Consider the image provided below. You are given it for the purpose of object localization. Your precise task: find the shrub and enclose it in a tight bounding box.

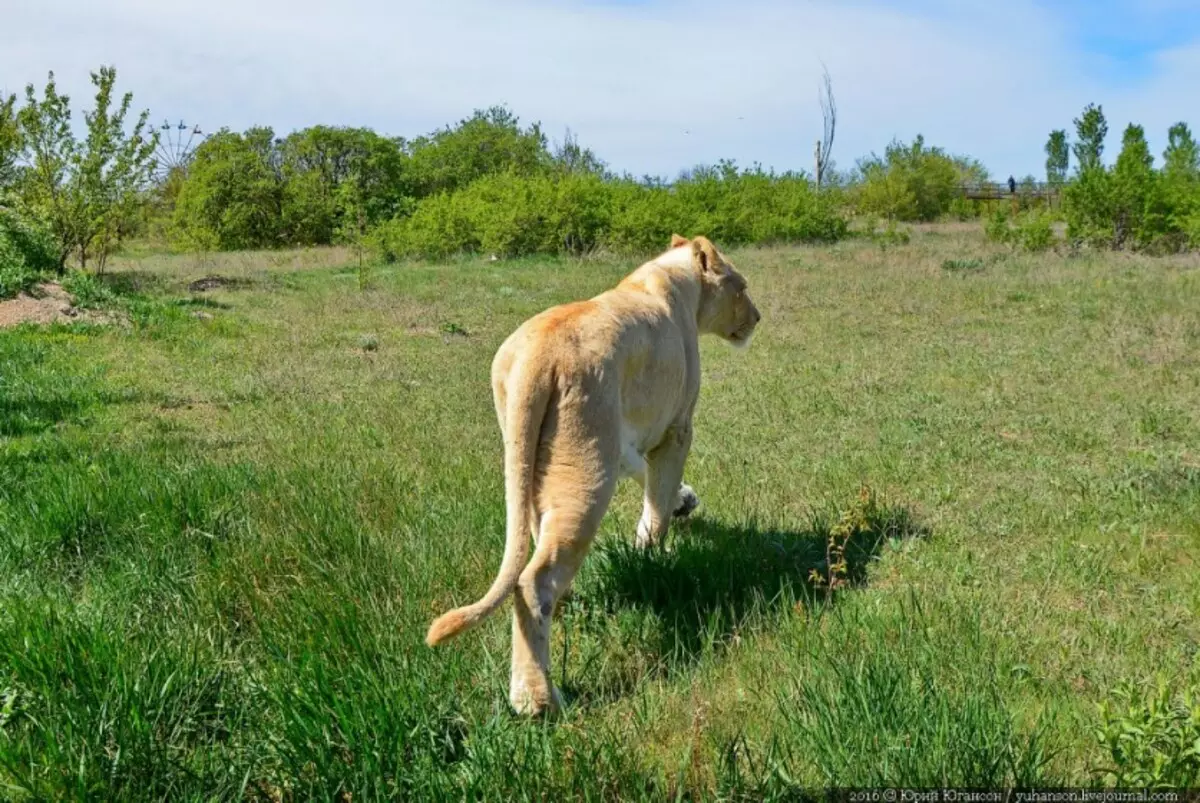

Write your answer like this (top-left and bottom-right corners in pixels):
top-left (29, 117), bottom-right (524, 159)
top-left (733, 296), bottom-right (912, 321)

top-left (372, 166), bottom-right (847, 261)
top-left (986, 209), bottom-right (1054, 252)
top-left (985, 209), bottom-right (1012, 245)
top-left (941, 258), bottom-right (984, 274)
top-left (605, 182), bottom-right (688, 255)
top-left (0, 201), bottom-right (57, 298)
top-left (1095, 679), bottom-right (1200, 787)
top-left (1015, 213), bottom-right (1054, 252)
top-left (549, 172), bottom-right (615, 255)
top-left (371, 191), bottom-right (475, 262)
top-left (853, 135), bottom-right (986, 222)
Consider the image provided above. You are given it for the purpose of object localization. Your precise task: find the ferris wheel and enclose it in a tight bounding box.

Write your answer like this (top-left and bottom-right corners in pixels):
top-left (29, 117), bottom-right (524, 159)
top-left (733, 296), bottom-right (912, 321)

top-left (153, 119), bottom-right (204, 182)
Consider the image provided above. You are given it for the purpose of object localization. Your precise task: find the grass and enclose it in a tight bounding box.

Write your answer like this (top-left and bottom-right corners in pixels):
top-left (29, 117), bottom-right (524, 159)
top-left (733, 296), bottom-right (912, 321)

top-left (1, 227), bottom-right (1199, 799)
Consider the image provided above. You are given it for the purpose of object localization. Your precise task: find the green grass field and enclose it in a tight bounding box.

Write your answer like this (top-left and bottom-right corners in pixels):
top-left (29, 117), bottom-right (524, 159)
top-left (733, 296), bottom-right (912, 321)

top-left (2, 228), bottom-right (1199, 799)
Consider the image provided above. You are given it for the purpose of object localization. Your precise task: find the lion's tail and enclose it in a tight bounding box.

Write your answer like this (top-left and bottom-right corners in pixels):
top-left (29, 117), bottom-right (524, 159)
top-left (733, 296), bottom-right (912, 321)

top-left (425, 363), bottom-right (551, 647)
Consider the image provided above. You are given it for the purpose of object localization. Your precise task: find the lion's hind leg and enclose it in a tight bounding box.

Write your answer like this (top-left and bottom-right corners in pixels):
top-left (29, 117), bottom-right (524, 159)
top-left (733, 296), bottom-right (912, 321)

top-left (510, 456), bottom-right (616, 715)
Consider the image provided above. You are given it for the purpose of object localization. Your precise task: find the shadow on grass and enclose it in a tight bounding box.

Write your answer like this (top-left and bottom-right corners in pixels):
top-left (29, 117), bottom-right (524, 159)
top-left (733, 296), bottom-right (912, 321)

top-left (172, 296), bottom-right (233, 310)
top-left (565, 492), bottom-right (928, 703)
top-left (92, 270), bottom-right (166, 296)
top-left (0, 386), bottom-right (146, 438)
top-left (0, 393), bottom-right (95, 437)
top-left (0, 334), bottom-right (149, 437)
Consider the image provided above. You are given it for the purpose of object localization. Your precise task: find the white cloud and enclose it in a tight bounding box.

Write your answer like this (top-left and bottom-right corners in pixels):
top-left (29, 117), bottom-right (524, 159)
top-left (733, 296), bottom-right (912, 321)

top-left (2, 0), bottom-right (1197, 178)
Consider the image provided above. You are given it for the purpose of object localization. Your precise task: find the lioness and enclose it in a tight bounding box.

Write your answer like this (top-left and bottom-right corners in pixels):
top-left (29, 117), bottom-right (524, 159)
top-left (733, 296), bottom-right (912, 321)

top-left (425, 234), bottom-right (760, 715)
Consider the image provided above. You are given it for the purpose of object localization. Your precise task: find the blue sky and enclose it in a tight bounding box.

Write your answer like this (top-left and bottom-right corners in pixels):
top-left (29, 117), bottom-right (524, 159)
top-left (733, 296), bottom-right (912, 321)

top-left (3, 0), bottom-right (1198, 180)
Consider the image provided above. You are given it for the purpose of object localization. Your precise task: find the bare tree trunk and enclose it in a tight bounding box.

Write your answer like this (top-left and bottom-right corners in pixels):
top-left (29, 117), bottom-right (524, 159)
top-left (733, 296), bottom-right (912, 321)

top-left (816, 65), bottom-right (836, 189)
top-left (815, 140), bottom-right (823, 190)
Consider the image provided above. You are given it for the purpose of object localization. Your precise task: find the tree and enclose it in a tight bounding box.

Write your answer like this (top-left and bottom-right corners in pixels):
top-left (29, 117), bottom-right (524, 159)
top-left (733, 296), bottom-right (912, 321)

top-left (1163, 122), bottom-right (1199, 180)
top-left (855, 135), bottom-right (960, 222)
top-left (1045, 129), bottom-right (1069, 186)
top-left (0, 93), bottom-right (20, 192)
top-left (815, 65), bottom-right (836, 190)
top-left (279, 126), bottom-right (411, 245)
top-left (405, 106), bottom-right (550, 197)
top-left (172, 128), bottom-right (284, 250)
top-left (18, 67), bottom-right (158, 272)
top-left (1072, 104), bottom-right (1107, 175)
top-left (1110, 124), bottom-right (1155, 248)
top-left (1064, 104), bottom-right (1114, 248)
top-left (1160, 122), bottom-right (1200, 246)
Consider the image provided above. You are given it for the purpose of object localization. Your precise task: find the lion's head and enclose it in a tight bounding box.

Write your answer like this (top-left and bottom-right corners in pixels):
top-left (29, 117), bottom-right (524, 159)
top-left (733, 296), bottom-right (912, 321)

top-left (671, 234), bottom-right (761, 348)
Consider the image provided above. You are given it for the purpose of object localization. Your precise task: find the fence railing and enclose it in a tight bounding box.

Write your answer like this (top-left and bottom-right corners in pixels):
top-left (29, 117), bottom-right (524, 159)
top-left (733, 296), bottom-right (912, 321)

top-left (957, 182), bottom-right (1062, 200)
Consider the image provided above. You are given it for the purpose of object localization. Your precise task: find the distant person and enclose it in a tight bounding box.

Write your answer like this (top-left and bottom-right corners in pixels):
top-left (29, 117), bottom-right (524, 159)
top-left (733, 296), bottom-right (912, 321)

top-left (1008, 176), bottom-right (1017, 194)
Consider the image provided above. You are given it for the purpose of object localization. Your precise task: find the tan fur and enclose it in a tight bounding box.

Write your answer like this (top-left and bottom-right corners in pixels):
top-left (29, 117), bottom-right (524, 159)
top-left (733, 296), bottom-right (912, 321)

top-left (425, 235), bottom-right (760, 715)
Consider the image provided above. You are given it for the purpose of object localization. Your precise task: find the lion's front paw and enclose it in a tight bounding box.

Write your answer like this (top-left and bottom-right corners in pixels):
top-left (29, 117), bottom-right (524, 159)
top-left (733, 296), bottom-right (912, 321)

top-left (673, 484), bottom-right (699, 518)
top-left (635, 515), bottom-right (654, 549)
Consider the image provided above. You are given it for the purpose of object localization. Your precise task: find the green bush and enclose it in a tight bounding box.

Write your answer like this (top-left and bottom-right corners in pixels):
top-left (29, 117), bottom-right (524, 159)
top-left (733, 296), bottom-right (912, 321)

top-left (1095, 679), bottom-right (1200, 787)
top-left (985, 209), bottom-right (1013, 245)
top-left (172, 128), bottom-right (285, 251)
top-left (1015, 213), bottom-right (1054, 252)
top-left (853, 136), bottom-right (987, 222)
top-left (986, 209), bottom-right (1055, 252)
top-left (371, 191), bottom-right (476, 263)
top-left (0, 201), bottom-right (57, 298)
top-left (373, 166), bottom-right (847, 261)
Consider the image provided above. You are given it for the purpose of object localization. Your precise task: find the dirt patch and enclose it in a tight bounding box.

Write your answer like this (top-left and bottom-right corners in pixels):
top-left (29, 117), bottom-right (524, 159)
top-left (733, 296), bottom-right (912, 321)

top-left (187, 275), bottom-right (251, 293)
top-left (0, 283), bottom-right (112, 329)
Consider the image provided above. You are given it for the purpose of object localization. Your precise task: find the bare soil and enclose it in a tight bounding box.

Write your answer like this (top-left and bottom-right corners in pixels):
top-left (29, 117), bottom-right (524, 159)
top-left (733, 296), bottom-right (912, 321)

top-left (0, 282), bottom-right (110, 328)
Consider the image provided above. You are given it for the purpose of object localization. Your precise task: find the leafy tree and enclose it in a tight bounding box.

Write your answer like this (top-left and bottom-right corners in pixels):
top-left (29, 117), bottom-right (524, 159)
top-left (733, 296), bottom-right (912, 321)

top-left (1064, 104), bottom-right (1113, 248)
top-left (172, 128), bottom-right (284, 250)
top-left (1063, 114), bottom-right (1199, 252)
top-left (1045, 129), bottom-right (1069, 186)
top-left (279, 126), bottom-right (411, 245)
top-left (1163, 122), bottom-right (1200, 179)
top-left (1110, 124), bottom-right (1156, 248)
top-left (1072, 104), bottom-right (1107, 175)
top-left (1160, 122), bottom-right (1200, 246)
top-left (17, 67), bottom-right (158, 272)
top-left (855, 135), bottom-right (961, 222)
top-left (406, 106), bottom-right (550, 196)
top-left (0, 93), bottom-right (20, 191)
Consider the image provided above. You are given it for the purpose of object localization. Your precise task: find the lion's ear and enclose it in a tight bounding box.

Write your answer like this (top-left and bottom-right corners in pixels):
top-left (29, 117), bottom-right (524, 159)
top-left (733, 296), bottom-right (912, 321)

top-left (691, 236), bottom-right (720, 274)
top-left (670, 233), bottom-right (689, 249)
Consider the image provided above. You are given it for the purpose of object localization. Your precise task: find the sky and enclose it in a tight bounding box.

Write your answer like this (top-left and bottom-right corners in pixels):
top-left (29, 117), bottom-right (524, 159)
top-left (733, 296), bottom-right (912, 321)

top-left (3, 0), bottom-right (1199, 181)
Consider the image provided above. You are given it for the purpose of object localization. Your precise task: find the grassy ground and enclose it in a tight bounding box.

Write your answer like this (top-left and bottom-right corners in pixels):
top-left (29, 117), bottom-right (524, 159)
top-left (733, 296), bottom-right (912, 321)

top-left (1, 228), bottom-right (1198, 799)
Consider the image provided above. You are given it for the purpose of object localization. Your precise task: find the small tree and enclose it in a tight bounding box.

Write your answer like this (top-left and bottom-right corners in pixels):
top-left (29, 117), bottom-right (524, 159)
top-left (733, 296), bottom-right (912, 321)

top-left (0, 93), bottom-right (20, 192)
top-left (1072, 104), bottom-right (1107, 175)
top-left (1160, 122), bottom-right (1199, 247)
top-left (1163, 123), bottom-right (1199, 180)
top-left (18, 67), bottom-right (157, 273)
top-left (335, 170), bottom-right (370, 289)
top-left (1045, 129), bottom-right (1069, 187)
top-left (1064, 104), bottom-right (1113, 248)
top-left (1110, 124), bottom-right (1155, 248)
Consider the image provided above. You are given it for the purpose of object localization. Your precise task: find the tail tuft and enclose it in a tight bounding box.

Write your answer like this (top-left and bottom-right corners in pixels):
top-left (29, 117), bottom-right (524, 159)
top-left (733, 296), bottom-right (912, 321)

top-left (425, 609), bottom-right (471, 647)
